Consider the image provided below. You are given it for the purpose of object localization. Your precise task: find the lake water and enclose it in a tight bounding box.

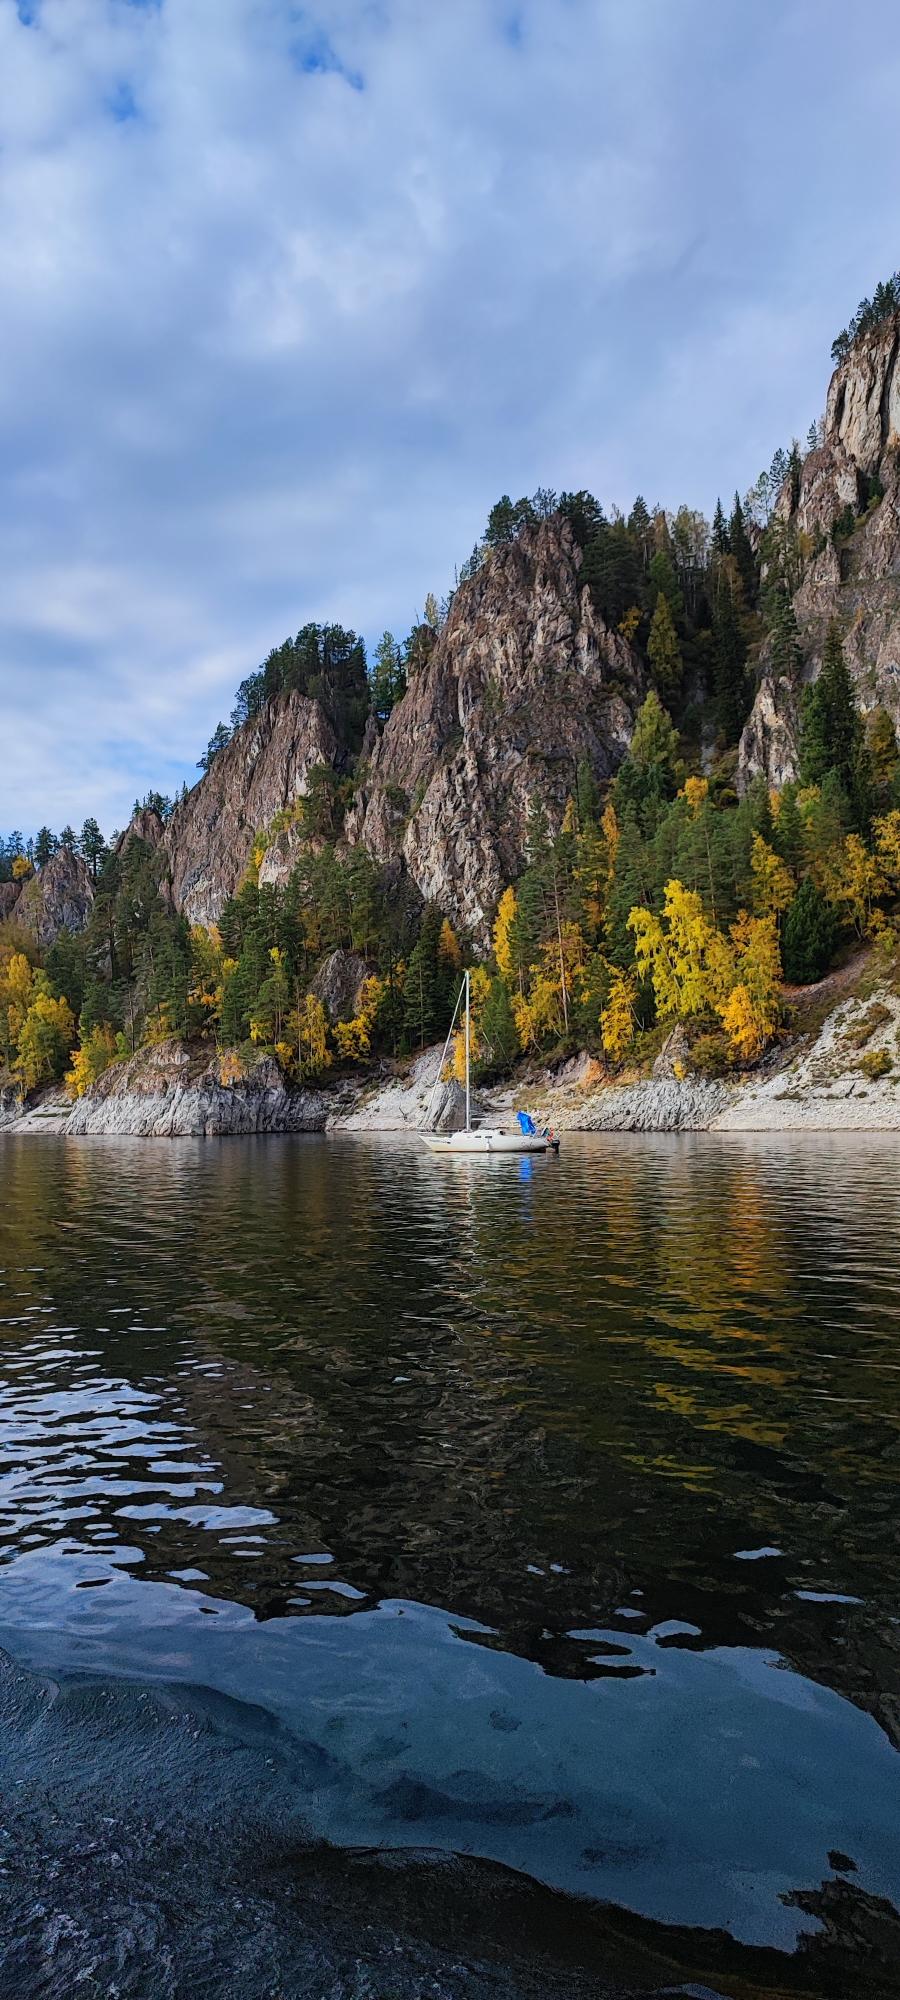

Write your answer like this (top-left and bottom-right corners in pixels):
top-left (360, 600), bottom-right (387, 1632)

top-left (1, 1131), bottom-right (900, 1997)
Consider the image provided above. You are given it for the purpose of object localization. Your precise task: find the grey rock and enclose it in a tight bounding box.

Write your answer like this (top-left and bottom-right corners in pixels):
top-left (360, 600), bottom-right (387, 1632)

top-left (65, 1039), bottom-right (327, 1138)
top-left (572, 1078), bottom-right (733, 1132)
top-left (14, 848), bottom-right (95, 947)
top-left (740, 313), bottom-right (900, 789)
top-left (346, 517), bottom-right (644, 944)
top-left (310, 948), bottom-right (371, 1024)
top-left (164, 691), bottom-right (337, 925)
top-left (115, 808), bottom-right (165, 858)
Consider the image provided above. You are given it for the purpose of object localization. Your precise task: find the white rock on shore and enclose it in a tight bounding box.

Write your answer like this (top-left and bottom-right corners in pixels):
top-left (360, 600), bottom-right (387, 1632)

top-left (64, 1041), bottom-right (328, 1139)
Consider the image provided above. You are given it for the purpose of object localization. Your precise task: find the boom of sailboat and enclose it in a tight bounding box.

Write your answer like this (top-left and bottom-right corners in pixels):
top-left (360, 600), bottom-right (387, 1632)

top-left (420, 970), bottom-right (560, 1156)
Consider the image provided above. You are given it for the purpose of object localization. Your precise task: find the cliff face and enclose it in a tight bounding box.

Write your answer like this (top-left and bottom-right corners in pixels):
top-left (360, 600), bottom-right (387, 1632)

top-left (162, 517), bottom-right (642, 943)
top-left (115, 807), bottom-right (164, 858)
top-left (739, 313), bottom-right (900, 788)
top-left (347, 517), bottom-right (643, 940)
top-left (65, 1039), bottom-right (328, 1137)
top-left (14, 847), bottom-right (95, 947)
top-left (163, 690), bottom-right (337, 925)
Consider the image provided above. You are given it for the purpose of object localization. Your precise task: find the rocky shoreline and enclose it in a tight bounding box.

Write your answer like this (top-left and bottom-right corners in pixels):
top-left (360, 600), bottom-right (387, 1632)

top-left (3, 969), bottom-right (900, 1138)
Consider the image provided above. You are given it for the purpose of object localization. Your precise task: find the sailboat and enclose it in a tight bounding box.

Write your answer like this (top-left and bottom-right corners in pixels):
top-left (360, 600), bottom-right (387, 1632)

top-left (421, 971), bottom-right (558, 1155)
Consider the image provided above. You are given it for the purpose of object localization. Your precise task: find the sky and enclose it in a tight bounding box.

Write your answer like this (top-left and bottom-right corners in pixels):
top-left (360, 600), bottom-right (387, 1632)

top-left (2, 0), bottom-right (900, 837)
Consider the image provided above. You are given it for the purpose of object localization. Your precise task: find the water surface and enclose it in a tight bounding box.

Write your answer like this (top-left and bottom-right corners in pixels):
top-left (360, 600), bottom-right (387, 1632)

top-left (2, 1131), bottom-right (900, 1996)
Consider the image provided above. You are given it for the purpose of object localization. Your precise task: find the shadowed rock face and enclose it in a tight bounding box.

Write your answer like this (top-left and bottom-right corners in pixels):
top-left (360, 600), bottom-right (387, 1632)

top-left (739, 312), bottom-right (900, 790)
top-left (347, 517), bottom-right (644, 943)
top-left (14, 847), bottom-right (95, 947)
top-left (163, 691), bottom-right (337, 926)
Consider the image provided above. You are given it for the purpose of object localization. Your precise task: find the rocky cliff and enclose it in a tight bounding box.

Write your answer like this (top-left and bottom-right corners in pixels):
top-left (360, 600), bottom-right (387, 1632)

top-left (739, 312), bottom-right (900, 787)
top-left (160, 517), bottom-right (642, 944)
top-left (346, 516), bottom-right (643, 940)
top-left (163, 690), bottom-right (337, 925)
top-left (12, 847), bottom-right (95, 947)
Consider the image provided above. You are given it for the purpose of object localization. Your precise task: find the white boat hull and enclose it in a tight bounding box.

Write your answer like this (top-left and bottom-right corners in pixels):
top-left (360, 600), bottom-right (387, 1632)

top-left (422, 1128), bottom-right (550, 1155)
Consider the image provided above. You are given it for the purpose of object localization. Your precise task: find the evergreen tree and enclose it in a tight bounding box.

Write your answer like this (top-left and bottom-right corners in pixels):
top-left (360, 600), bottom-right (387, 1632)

top-left (711, 498), bottom-right (730, 554)
top-left (729, 492), bottom-right (757, 604)
top-left (479, 976), bottom-right (519, 1074)
top-left (781, 878), bottom-right (836, 984)
top-left (772, 783), bottom-right (804, 872)
top-left (59, 825), bottom-right (77, 853)
top-left (575, 758), bottom-right (599, 828)
top-left (799, 621), bottom-right (870, 827)
top-left (403, 907), bottom-right (443, 1049)
top-left (34, 827), bottom-right (57, 869)
top-left (558, 490), bottom-right (604, 548)
top-left (79, 817), bottom-right (107, 881)
top-left (198, 722), bottom-right (231, 772)
top-left (768, 588), bottom-right (803, 682)
top-left (371, 631), bottom-right (405, 721)
top-left (710, 557), bottom-right (749, 742)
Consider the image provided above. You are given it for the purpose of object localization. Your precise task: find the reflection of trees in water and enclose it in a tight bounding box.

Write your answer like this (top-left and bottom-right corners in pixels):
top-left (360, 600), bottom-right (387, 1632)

top-left (4, 1137), bottom-right (900, 1725)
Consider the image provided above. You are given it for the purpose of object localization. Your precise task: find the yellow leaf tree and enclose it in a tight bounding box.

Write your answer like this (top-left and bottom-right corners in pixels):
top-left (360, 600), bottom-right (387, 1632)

top-left (493, 887), bottom-right (518, 982)
top-left (600, 968), bottom-right (638, 1064)
top-left (750, 834), bottom-right (794, 918)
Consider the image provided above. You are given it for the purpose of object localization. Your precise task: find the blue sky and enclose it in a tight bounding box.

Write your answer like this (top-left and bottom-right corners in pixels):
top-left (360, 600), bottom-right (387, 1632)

top-left (2, 0), bottom-right (900, 836)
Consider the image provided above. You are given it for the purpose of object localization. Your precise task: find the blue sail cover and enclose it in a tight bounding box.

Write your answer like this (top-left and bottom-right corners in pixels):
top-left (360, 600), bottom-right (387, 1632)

top-left (516, 1110), bottom-right (537, 1135)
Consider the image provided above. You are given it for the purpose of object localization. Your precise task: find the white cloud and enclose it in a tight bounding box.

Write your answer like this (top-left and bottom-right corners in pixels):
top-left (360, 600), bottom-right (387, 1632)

top-left (2, 0), bottom-right (900, 830)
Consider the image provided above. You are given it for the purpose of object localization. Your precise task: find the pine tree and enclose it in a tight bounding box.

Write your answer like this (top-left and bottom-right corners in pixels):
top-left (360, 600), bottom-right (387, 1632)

top-left (79, 817), bottom-right (107, 881)
top-left (781, 878), bottom-right (836, 984)
top-left (769, 589), bottom-right (802, 681)
top-left (772, 784), bottom-right (804, 872)
top-left (729, 492), bottom-right (757, 604)
top-left (402, 908), bottom-right (442, 1048)
top-left (479, 976), bottom-right (519, 1073)
top-left (198, 722), bottom-right (231, 772)
top-left (799, 621), bottom-right (870, 827)
top-left (710, 557), bottom-right (748, 742)
top-left (34, 827), bottom-right (57, 869)
top-left (711, 499), bottom-right (730, 554)
top-left (371, 632), bottom-right (405, 720)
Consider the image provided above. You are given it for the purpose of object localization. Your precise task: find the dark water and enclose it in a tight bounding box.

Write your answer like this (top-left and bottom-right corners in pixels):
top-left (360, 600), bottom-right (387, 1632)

top-left (2, 1132), bottom-right (900, 1997)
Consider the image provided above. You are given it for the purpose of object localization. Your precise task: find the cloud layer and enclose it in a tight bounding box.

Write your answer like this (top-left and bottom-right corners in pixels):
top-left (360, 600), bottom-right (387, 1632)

top-left (2, 0), bottom-right (900, 833)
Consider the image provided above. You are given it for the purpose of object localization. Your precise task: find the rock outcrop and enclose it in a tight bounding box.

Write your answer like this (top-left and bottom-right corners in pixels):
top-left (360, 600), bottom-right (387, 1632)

top-left (163, 691), bottom-right (337, 925)
top-left (739, 312), bottom-right (900, 788)
top-left (115, 807), bottom-right (165, 858)
top-left (14, 847), bottom-right (95, 946)
top-left (0, 881), bottom-right (22, 922)
top-left (346, 517), bottom-right (643, 942)
top-left (310, 947), bottom-right (370, 1024)
top-left (65, 1039), bottom-right (328, 1138)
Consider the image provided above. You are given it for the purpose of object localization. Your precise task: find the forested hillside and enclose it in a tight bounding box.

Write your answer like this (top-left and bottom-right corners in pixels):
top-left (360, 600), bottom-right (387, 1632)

top-left (3, 274), bottom-right (900, 1106)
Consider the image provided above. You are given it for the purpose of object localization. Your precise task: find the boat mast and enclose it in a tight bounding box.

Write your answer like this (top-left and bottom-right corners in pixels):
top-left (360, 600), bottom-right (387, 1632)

top-left (464, 969), bottom-right (471, 1132)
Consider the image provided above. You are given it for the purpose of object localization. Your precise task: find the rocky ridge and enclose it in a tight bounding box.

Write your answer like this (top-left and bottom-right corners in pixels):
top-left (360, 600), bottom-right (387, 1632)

top-left (10, 847), bottom-right (95, 947)
top-left (163, 690), bottom-right (337, 926)
top-left (739, 311), bottom-right (900, 788)
top-left (346, 516), bottom-right (643, 942)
